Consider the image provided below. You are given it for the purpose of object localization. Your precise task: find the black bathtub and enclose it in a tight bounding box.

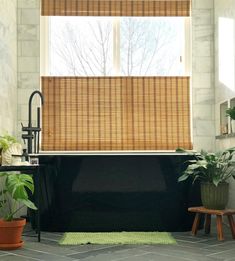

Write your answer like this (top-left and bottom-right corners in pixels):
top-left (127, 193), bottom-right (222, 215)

top-left (36, 152), bottom-right (201, 232)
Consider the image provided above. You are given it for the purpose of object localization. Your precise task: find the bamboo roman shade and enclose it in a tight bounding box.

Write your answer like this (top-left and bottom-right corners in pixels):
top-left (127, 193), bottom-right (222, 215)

top-left (41, 76), bottom-right (192, 151)
top-left (41, 0), bottom-right (191, 17)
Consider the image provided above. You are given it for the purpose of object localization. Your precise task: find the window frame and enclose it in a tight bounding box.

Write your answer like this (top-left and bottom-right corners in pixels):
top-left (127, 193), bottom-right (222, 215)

top-left (40, 16), bottom-right (191, 77)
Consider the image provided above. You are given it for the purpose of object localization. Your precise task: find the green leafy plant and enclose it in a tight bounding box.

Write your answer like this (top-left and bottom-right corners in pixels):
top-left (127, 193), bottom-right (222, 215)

top-left (0, 173), bottom-right (37, 221)
top-left (178, 148), bottom-right (235, 186)
top-left (226, 107), bottom-right (235, 120)
top-left (0, 134), bottom-right (17, 152)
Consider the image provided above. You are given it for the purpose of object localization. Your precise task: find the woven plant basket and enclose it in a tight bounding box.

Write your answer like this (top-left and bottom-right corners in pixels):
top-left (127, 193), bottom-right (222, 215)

top-left (201, 182), bottom-right (229, 210)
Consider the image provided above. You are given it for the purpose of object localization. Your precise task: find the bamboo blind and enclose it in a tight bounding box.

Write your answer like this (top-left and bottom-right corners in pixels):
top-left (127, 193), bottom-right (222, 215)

top-left (41, 0), bottom-right (191, 17)
top-left (41, 76), bottom-right (192, 151)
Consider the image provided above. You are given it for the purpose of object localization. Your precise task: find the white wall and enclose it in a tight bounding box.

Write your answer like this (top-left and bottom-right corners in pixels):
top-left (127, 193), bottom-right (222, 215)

top-left (214, 0), bottom-right (235, 208)
top-left (0, 0), bottom-right (17, 135)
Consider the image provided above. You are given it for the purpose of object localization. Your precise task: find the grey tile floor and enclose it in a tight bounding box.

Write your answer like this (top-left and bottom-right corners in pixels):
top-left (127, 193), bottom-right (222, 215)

top-left (1, 220), bottom-right (235, 261)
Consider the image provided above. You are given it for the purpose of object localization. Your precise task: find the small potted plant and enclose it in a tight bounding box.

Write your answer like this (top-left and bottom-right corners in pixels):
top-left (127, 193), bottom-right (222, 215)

top-left (178, 148), bottom-right (235, 210)
top-left (0, 172), bottom-right (37, 250)
top-left (226, 107), bottom-right (235, 133)
top-left (0, 134), bottom-right (22, 165)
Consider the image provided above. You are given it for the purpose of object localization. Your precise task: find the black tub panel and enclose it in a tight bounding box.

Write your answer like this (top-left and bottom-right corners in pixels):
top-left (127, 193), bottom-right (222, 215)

top-left (37, 155), bottom-right (201, 232)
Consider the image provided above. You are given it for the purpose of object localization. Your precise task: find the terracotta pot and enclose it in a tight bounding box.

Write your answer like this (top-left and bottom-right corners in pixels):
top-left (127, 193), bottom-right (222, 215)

top-left (0, 218), bottom-right (26, 250)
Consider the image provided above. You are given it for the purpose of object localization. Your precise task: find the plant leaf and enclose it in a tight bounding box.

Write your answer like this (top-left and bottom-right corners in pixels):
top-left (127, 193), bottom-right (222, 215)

top-left (0, 199), bottom-right (6, 208)
top-left (2, 172), bottom-right (36, 219)
top-left (18, 199), bottom-right (37, 210)
top-left (178, 174), bottom-right (189, 182)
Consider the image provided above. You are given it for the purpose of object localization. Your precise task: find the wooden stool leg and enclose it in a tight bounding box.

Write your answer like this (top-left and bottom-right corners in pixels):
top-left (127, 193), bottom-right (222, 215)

top-left (191, 213), bottom-right (201, 236)
top-left (227, 215), bottom-right (235, 239)
top-left (216, 215), bottom-right (224, 241)
top-left (205, 214), bottom-right (211, 234)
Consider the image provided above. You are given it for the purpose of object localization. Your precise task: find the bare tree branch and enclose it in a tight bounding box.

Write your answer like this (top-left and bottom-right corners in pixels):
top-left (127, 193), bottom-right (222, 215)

top-left (49, 17), bottom-right (182, 77)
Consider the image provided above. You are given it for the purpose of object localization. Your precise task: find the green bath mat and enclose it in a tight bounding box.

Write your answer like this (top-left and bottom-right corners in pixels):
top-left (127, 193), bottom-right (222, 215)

top-left (59, 232), bottom-right (176, 245)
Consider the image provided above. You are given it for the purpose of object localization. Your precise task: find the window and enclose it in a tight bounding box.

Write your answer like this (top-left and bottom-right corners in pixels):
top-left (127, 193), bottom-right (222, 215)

top-left (120, 17), bottom-right (185, 76)
top-left (43, 16), bottom-right (190, 76)
top-left (40, 13), bottom-right (192, 151)
top-left (49, 17), bottom-right (113, 76)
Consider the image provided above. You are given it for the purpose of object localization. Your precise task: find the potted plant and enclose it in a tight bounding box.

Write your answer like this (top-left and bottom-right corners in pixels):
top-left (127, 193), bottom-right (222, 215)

top-left (226, 107), bottom-right (235, 133)
top-left (0, 172), bottom-right (37, 250)
top-left (178, 148), bottom-right (235, 210)
top-left (0, 134), bottom-right (22, 165)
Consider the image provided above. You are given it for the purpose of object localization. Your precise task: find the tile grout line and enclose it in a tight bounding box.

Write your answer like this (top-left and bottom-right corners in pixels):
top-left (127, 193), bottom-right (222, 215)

top-left (23, 246), bottom-right (75, 258)
top-left (0, 253), bottom-right (11, 257)
top-left (39, 236), bottom-right (60, 242)
top-left (66, 245), bottom-right (129, 256)
top-left (111, 251), bottom-right (157, 261)
top-left (4, 252), bottom-right (42, 261)
top-left (142, 251), bottom-right (195, 261)
top-left (203, 242), bottom-right (233, 248)
top-left (207, 248), bottom-right (235, 257)
top-left (176, 238), bottom-right (215, 244)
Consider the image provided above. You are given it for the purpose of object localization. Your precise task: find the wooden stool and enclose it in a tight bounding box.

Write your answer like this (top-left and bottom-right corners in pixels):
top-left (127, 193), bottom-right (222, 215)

top-left (188, 206), bottom-right (235, 241)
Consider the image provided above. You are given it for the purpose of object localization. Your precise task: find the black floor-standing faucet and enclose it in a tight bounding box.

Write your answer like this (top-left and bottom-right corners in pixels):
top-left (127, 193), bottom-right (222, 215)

top-left (22, 91), bottom-right (44, 154)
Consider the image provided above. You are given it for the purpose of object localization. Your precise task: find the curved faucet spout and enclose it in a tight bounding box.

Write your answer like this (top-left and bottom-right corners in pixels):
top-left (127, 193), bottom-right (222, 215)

top-left (27, 90), bottom-right (44, 154)
top-left (28, 91), bottom-right (44, 127)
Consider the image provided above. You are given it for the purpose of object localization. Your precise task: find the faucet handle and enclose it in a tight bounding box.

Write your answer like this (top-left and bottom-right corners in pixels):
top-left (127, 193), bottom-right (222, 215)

top-left (22, 134), bottom-right (34, 139)
top-left (21, 122), bottom-right (30, 131)
top-left (21, 122), bottom-right (41, 132)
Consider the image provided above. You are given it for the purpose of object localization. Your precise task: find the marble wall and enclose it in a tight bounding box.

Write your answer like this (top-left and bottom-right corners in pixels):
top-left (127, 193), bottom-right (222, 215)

top-left (192, 0), bottom-right (215, 152)
top-left (214, 0), bottom-right (235, 207)
top-left (0, 0), bottom-right (17, 135)
top-left (0, 0), bottom-right (17, 217)
top-left (17, 0), bottom-right (40, 139)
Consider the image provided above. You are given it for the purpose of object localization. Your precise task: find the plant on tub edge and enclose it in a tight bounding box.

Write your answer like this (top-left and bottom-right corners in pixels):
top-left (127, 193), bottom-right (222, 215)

top-left (177, 148), bottom-right (235, 210)
top-left (0, 172), bottom-right (37, 250)
top-left (0, 134), bottom-right (22, 166)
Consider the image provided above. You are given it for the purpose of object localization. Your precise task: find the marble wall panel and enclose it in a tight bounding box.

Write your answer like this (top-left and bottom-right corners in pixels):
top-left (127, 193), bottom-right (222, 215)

top-left (192, 0), bottom-right (215, 152)
top-left (17, 0), bottom-right (40, 140)
top-left (0, 0), bottom-right (17, 134)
